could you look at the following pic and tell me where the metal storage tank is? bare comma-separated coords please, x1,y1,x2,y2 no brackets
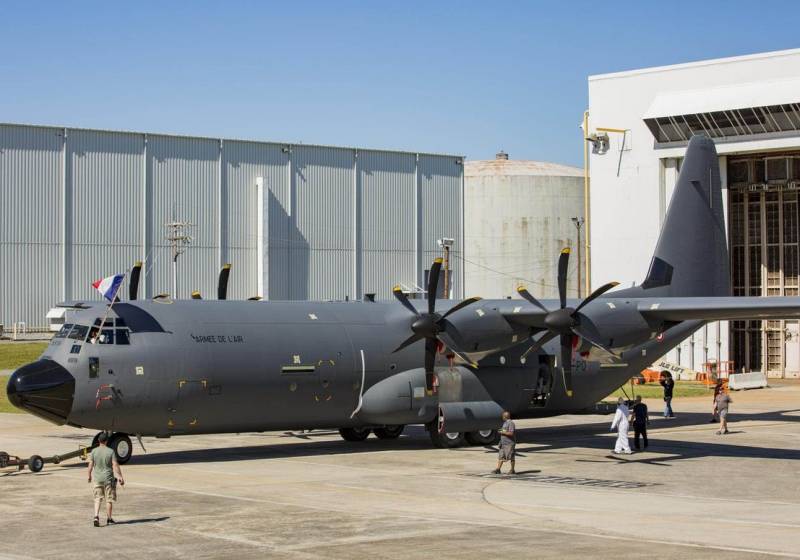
464,152,584,300
0,123,463,330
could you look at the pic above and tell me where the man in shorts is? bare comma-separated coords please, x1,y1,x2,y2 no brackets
87,432,125,526
492,411,516,475
715,388,732,435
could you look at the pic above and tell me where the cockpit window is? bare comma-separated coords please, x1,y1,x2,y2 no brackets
68,325,89,341
98,329,115,345
116,329,130,345
55,323,74,339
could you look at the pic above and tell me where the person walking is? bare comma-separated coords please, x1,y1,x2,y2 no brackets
87,432,125,526
492,411,516,474
711,380,724,423
715,388,733,435
660,371,676,418
630,395,649,450
610,397,632,454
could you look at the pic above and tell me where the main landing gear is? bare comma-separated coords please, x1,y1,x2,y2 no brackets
429,427,500,448
338,425,406,441
338,425,500,448
92,432,133,464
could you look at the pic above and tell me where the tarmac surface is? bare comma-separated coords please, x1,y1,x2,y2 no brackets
1,384,799,560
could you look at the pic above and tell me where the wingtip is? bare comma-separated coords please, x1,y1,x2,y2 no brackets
561,248,571,255
433,257,444,264
516,285,526,293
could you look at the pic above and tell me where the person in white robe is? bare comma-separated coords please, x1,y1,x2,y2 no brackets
610,397,632,454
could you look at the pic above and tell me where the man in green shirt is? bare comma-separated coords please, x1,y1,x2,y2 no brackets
87,433,125,526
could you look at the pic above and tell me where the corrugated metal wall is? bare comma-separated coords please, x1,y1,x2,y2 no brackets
0,123,462,327
420,154,464,297
0,125,63,328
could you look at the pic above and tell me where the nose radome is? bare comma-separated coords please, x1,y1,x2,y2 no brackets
6,359,75,425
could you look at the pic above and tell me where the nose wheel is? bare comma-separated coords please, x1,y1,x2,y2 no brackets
92,432,133,464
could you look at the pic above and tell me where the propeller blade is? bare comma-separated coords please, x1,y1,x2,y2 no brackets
521,331,557,360
392,333,424,354
393,285,420,316
424,337,438,391
571,327,620,358
573,281,620,315
558,248,570,309
129,261,142,301
427,258,443,314
516,286,548,313
560,334,574,397
441,296,482,319
449,347,478,368
218,263,231,300
191,291,202,300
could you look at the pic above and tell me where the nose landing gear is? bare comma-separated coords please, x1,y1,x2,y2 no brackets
91,432,134,464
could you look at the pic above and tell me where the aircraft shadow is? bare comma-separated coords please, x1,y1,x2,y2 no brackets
108,516,170,525
122,409,800,467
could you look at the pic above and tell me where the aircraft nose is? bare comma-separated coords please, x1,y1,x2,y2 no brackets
6,359,75,425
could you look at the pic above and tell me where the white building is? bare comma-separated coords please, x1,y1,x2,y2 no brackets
588,48,800,378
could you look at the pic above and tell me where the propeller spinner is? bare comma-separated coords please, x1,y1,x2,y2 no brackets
392,258,482,393
517,248,619,397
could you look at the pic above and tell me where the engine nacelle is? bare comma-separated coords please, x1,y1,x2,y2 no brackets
578,299,660,351
439,303,528,358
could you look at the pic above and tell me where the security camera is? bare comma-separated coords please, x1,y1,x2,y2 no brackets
585,132,610,155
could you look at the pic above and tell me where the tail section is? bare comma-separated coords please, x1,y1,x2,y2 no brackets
626,135,730,298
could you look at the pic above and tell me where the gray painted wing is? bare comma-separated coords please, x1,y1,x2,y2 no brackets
638,297,800,321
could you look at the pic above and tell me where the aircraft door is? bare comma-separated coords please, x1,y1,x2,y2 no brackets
529,355,554,408
268,323,357,426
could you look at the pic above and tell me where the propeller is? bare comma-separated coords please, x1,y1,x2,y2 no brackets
392,258,482,393
517,248,619,397
218,263,231,300
129,261,142,300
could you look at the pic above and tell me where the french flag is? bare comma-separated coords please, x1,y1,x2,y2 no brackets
92,274,124,302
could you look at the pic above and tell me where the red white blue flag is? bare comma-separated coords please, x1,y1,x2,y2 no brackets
92,274,124,301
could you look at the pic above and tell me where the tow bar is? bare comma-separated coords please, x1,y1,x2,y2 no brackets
0,444,95,473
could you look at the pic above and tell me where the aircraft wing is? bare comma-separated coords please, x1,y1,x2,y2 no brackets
637,297,800,322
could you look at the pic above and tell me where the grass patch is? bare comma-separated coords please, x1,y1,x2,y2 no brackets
0,342,48,413
605,381,713,400
0,342,48,370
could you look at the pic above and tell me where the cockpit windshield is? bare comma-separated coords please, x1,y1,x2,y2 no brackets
54,323,74,339
67,325,90,341
86,317,130,345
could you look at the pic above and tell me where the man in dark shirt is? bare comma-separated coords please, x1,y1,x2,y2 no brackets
630,395,649,450
660,371,675,418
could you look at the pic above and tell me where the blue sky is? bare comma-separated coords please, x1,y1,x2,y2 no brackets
1,1,798,166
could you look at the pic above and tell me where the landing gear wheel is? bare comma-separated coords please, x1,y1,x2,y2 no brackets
0,451,9,468
91,431,105,448
339,427,371,442
28,454,44,473
373,425,405,440
465,429,500,446
429,429,465,448
108,433,133,464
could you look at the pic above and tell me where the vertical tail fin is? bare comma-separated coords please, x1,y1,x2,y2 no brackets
638,135,730,297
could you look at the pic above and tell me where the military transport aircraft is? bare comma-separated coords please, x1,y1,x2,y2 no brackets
8,135,800,464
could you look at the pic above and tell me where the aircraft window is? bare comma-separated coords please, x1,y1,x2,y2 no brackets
87,326,100,344
89,357,99,379
98,329,115,345
116,329,130,345
68,325,90,341
115,318,127,328
55,324,74,339
103,319,114,327
93,318,102,326
70,344,81,354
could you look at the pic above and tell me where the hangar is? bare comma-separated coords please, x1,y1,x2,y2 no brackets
0,123,464,330
589,47,800,377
